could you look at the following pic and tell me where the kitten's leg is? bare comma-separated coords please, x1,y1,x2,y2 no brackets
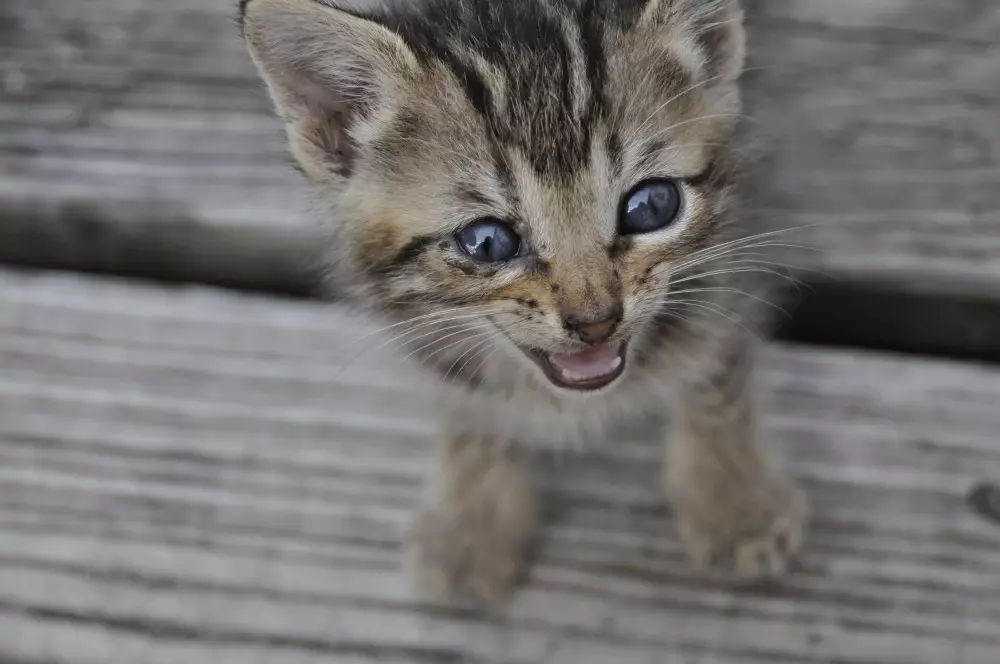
407,437,538,606
665,341,807,580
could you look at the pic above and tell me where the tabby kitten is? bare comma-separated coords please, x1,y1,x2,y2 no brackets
241,0,807,605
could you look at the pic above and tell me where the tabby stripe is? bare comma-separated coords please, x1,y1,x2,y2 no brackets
578,0,608,122
440,50,494,119
381,235,437,275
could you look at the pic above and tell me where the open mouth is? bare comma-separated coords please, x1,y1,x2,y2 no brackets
528,341,628,391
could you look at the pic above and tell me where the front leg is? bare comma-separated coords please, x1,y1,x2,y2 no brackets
407,437,539,607
665,340,807,581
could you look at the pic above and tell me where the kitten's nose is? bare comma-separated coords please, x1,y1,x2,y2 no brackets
564,310,621,344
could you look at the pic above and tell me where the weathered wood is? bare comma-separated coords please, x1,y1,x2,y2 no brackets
0,198,321,296
744,1,1000,298
3,0,999,301
0,0,308,230
0,268,997,664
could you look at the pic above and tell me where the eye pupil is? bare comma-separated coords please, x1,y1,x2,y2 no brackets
455,219,521,263
620,179,681,235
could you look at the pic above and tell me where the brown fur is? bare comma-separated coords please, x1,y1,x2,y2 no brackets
243,0,807,606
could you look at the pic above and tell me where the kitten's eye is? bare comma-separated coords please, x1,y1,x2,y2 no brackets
455,219,522,263
620,179,682,235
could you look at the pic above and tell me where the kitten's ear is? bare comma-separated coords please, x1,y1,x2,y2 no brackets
241,0,420,182
640,0,746,82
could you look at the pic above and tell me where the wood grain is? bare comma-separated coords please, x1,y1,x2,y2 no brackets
743,0,1000,297
2,1,999,299
0,268,998,664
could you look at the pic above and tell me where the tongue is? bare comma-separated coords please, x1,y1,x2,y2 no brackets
547,343,622,382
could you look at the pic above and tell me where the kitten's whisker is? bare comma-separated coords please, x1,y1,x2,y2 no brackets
392,312,503,345
665,299,763,340
402,321,499,366
669,241,825,274
627,73,733,144
471,347,503,389
673,258,796,281
648,308,716,338
447,320,531,385
668,266,803,290
392,320,496,362
339,305,495,349
642,141,729,155
655,286,789,316
332,308,504,379
645,252,807,291
676,224,824,259
631,113,749,154
667,251,775,274
420,320,511,362
448,328,514,383
446,333,499,382
675,256,835,285
697,17,742,32
668,252,775,279
322,306,488,371
631,123,745,166
664,228,822,272
687,258,834,284
661,234,829,279
365,309,505,357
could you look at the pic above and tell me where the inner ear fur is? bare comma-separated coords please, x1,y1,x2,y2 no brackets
241,0,421,182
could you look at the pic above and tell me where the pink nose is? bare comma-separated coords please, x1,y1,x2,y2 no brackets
564,311,621,344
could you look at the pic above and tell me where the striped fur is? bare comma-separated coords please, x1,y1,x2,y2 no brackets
243,0,806,605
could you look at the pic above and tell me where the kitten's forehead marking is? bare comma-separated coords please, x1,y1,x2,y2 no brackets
381,0,612,178
537,0,593,126
508,137,618,263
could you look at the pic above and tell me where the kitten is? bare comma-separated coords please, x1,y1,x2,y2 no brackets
241,0,807,605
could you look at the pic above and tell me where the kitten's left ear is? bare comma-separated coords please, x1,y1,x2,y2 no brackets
641,0,746,82
240,0,421,182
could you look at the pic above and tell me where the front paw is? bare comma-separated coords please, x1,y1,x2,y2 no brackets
674,480,808,582
407,504,537,607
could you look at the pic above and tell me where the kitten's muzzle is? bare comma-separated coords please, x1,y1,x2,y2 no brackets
562,306,623,345
528,341,628,392
490,313,629,391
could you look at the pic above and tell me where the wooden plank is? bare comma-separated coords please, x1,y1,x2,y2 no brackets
3,0,1000,301
0,268,998,664
744,0,1000,297
0,0,308,229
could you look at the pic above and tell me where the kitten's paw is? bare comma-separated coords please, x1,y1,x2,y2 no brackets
676,481,808,582
406,506,537,607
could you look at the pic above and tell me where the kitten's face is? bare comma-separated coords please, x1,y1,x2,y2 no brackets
243,0,746,393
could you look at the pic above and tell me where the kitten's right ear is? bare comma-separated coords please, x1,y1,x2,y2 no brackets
241,0,420,182
639,0,745,83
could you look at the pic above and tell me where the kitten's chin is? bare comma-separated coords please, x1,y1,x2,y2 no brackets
526,341,628,392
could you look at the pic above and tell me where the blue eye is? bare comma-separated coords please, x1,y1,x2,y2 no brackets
455,219,522,263
620,179,682,235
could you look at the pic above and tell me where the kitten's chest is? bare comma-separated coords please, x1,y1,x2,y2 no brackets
438,379,667,449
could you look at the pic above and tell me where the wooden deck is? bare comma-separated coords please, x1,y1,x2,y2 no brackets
744,1,1000,298
1,269,999,663
3,0,1000,662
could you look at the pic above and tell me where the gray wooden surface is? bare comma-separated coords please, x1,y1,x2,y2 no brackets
0,0,308,227
3,0,999,297
1,268,998,664
744,1,1000,297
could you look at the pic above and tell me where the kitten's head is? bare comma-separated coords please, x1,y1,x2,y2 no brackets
243,0,748,393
